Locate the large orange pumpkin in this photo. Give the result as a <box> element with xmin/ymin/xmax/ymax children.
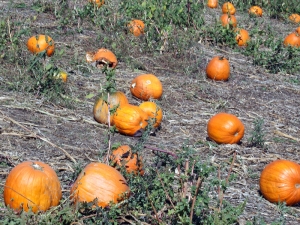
<box><xmin>207</xmin><ymin>112</ymin><xmax>245</xmax><ymax>144</ymax></box>
<box><xmin>220</xmin><ymin>14</ymin><xmax>237</xmax><ymax>28</ymax></box>
<box><xmin>283</xmin><ymin>32</ymin><xmax>300</xmax><ymax>48</ymax></box>
<box><xmin>70</xmin><ymin>162</ymin><xmax>130</xmax><ymax>208</ymax></box>
<box><xmin>27</xmin><ymin>35</ymin><xmax>55</xmax><ymax>57</ymax></box>
<box><xmin>127</xmin><ymin>19</ymin><xmax>145</xmax><ymax>37</ymax></box>
<box><xmin>130</xmin><ymin>74</ymin><xmax>163</xmax><ymax>101</ymax></box>
<box><xmin>93</xmin><ymin>91</ymin><xmax>129</xmax><ymax>125</ymax></box>
<box><xmin>86</xmin><ymin>48</ymin><xmax>118</xmax><ymax>69</ymax></box>
<box><xmin>3</xmin><ymin>161</ymin><xmax>62</xmax><ymax>213</ymax></box>
<box><xmin>110</xmin><ymin>145</ymin><xmax>145</xmax><ymax>175</ymax></box>
<box><xmin>260</xmin><ymin>159</ymin><xmax>300</xmax><ymax>206</ymax></box>
<box><xmin>139</xmin><ymin>101</ymin><xmax>163</xmax><ymax>128</ymax></box>
<box><xmin>206</xmin><ymin>56</ymin><xmax>230</xmax><ymax>81</ymax></box>
<box><xmin>207</xmin><ymin>0</ymin><xmax>218</xmax><ymax>8</ymax></box>
<box><xmin>113</xmin><ymin>104</ymin><xmax>148</xmax><ymax>136</ymax></box>
<box><xmin>235</xmin><ymin>28</ymin><xmax>250</xmax><ymax>46</ymax></box>
<box><xmin>249</xmin><ymin>6</ymin><xmax>263</xmax><ymax>17</ymax></box>
<box><xmin>222</xmin><ymin>2</ymin><xmax>236</xmax><ymax>15</ymax></box>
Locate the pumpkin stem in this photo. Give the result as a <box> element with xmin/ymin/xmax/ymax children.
<box><xmin>31</xmin><ymin>163</ymin><xmax>43</xmax><ymax>171</ymax></box>
<box><xmin>295</xmin><ymin>184</ymin><xmax>300</xmax><ymax>189</ymax></box>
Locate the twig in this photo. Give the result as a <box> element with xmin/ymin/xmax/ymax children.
<box><xmin>189</xmin><ymin>176</ymin><xmax>203</xmax><ymax>222</ymax></box>
<box><xmin>146</xmin><ymin>188</ymin><xmax>161</xmax><ymax>224</ymax></box>
<box><xmin>105</xmin><ymin>92</ymin><xmax>111</xmax><ymax>164</ymax></box>
<box><xmin>274</xmin><ymin>130</ymin><xmax>299</xmax><ymax>142</ymax></box>
<box><xmin>0</xmin><ymin>110</ymin><xmax>76</xmax><ymax>163</ymax></box>
<box><xmin>156</xmin><ymin>169</ymin><xmax>176</xmax><ymax>208</ymax></box>
<box><xmin>144</xmin><ymin>145</ymin><xmax>178</xmax><ymax>158</ymax></box>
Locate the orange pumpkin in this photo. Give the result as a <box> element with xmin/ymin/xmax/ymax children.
<box><xmin>207</xmin><ymin>112</ymin><xmax>245</xmax><ymax>144</ymax></box>
<box><xmin>127</xmin><ymin>19</ymin><xmax>145</xmax><ymax>37</ymax></box>
<box><xmin>260</xmin><ymin>159</ymin><xmax>300</xmax><ymax>206</ymax></box>
<box><xmin>89</xmin><ymin>0</ymin><xmax>104</xmax><ymax>7</ymax></box>
<box><xmin>130</xmin><ymin>74</ymin><xmax>163</xmax><ymax>101</ymax></box>
<box><xmin>86</xmin><ymin>48</ymin><xmax>118</xmax><ymax>69</ymax></box>
<box><xmin>235</xmin><ymin>28</ymin><xmax>250</xmax><ymax>46</ymax></box>
<box><xmin>27</xmin><ymin>35</ymin><xmax>55</xmax><ymax>57</ymax></box>
<box><xmin>113</xmin><ymin>104</ymin><xmax>148</xmax><ymax>136</ymax></box>
<box><xmin>295</xmin><ymin>27</ymin><xmax>300</xmax><ymax>35</ymax></box>
<box><xmin>206</xmin><ymin>56</ymin><xmax>230</xmax><ymax>81</ymax></box>
<box><xmin>93</xmin><ymin>91</ymin><xmax>129</xmax><ymax>125</ymax></box>
<box><xmin>70</xmin><ymin>162</ymin><xmax>130</xmax><ymax>208</ymax></box>
<box><xmin>222</xmin><ymin>2</ymin><xmax>236</xmax><ymax>15</ymax></box>
<box><xmin>220</xmin><ymin>14</ymin><xmax>237</xmax><ymax>28</ymax></box>
<box><xmin>3</xmin><ymin>161</ymin><xmax>62</xmax><ymax>213</ymax></box>
<box><xmin>207</xmin><ymin>0</ymin><xmax>218</xmax><ymax>8</ymax></box>
<box><xmin>110</xmin><ymin>145</ymin><xmax>145</xmax><ymax>175</ymax></box>
<box><xmin>289</xmin><ymin>14</ymin><xmax>300</xmax><ymax>24</ymax></box>
<box><xmin>139</xmin><ymin>101</ymin><xmax>163</xmax><ymax>128</ymax></box>
<box><xmin>283</xmin><ymin>32</ymin><xmax>300</xmax><ymax>48</ymax></box>
<box><xmin>249</xmin><ymin>6</ymin><xmax>263</xmax><ymax>17</ymax></box>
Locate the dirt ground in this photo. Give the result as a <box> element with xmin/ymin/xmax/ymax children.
<box><xmin>1</xmin><ymin>1</ymin><xmax>300</xmax><ymax>224</ymax></box>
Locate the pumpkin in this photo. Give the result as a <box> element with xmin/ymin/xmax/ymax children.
<box><xmin>86</xmin><ymin>48</ymin><xmax>118</xmax><ymax>69</ymax></box>
<box><xmin>113</xmin><ymin>104</ymin><xmax>148</xmax><ymax>136</ymax></box>
<box><xmin>3</xmin><ymin>161</ymin><xmax>62</xmax><ymax>213</ymax></box>
<box><xmin>289</xmin><ymin>14</ymin><xmax>300</xmax><ymax>24</ymax></box>
<box><xmin>295</xmin><ymin>27</ymin><xmax>300</xmax><ymax>35</ymax></box>
<box><xmin>110</xmin><ymin>145</ymin><xmax>145</xmax><ymax>175</ymax></box>
<box><xmin>235</xmin><ymin>28</ymin><xmax>250</xmax><ymax>46</ymax></box>
<box><xmin>89</xmin><ymin>0</ymin><xmax>104</xmax><ymax>7</ymax></box>
<box><xmin>207</xmin><ymin>0</ymin><xmax>218</xmax><ymax>8</ymax></box>
<box><xmin>283</xmin><ymin>32</ymin><xmax>300</xmax><ymax>48</ymax></box>
<box><xmin>207</xmin><ymin>112</ymin><xmax>245</xmax><ymax>144</ymax></box>
<box><xmin>54</xmin><ymin>70</ymin><xmax>68</xmax><ymax>83</ymax></box>
<box><xmin>127</xmin><ymin>19</ymin><xmax>145</xmax><ymax>37</ymax></box>
<box><xmin>130</xmin><ymin>74</ymin><xmax>163</xmax><ymax>101</ymax></box>
<box><xmin>139</xmin><ymin>101</ymin><xmax>163</xmax><ymax>128</ymax></box>
<box><xmin>93</xmin><ymin>91</ymin><xmax>129</xmax><ymax>125</ymax></box>
<box><xmin>220</xmin><ymin>14</ymin><xmax>237</xmax><ymax>28</ymax></box>
<box><xmin>249</xmin><ymin>6</ymin><xmax>263</xmax><ymax>17</ymax></box>
<box><xmin>70</xmin><ymin>162</ymin><xmax>130</xmax><ymax>208</ymax></box>
<box><xmin>222</xmin><ymin>2</ymin><xmax>236</xmax><ymax>15</ymax></box>
<box><xmin>260</xmin><ymin>159</ymin><xmax>300</xmax><ymax>206</ymax></box>
<box><xmin>206</xmin><ymin>56</ymin><xmax>230</xmax><ymax>81</ymax></box>
<box><xmin>27</xmin><ymin>35</ymin><xmax>55</xmax><ymax>57</ymax></box>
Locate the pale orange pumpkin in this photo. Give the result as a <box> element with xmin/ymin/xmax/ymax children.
<box><xmin>207</xmin><ymin>112</ymin><xmax>245</xmax><ymax>144</ymax></box>
<box><xmin>235</xmin><ymin>28</ymin><xmax>250</xmax><ymax>46</ymax></box>
<box><xmin>3</xmin><ymin>161</ymin><xmax>62</xmax><ymax>213</ymax></box>
<box><xmin>130</xmin><ymin>74</ymin><xmax>163</xmax><ymax>101</ymax></box>
<box><xmin>260</xmin><ymin>159</ymin><xmax>300</xmax><ymax>206</ymax></box>
<box><xmin>89</xmin><ymin>0</ymin><xmax>104</xmax><ymax>7</ymax></box>
<box><xmin>249</xmin><ymin>6</ymin><xmax>263</xmax><ymax>17</ymax></box>
<box><xmin>70</xmin><ymin>162</ymin><xmax>130</xmax><ymax>208</ymax></box>
<box><xmin>113</xmin><ymin>104</ymin><xmax>148</xmax><ymax>136</ymax></box>
<box><xmin>206</xmin><ymin>56</ymin><xmax>230</xmax><ymax>81</ymax></box>
<box><xmin>139</xmin><ymin>101</ymin><xmax>163</xmax><ymax>128</ymax></box>
<box><xmin>220</xmin><ymin>14</ymin><xmax>237</xmax><ymax>28</ymax></box>
<box><xmin>283</xmin><ymin>32</ymin><xmax>300</xmax><ymax>48</ymax></box>
<box><xmin>93</xmin><ymin>91</ymin><xmax>129</xmax><ymax>125</ymax></box>
<box><xmin>222</xmin><ymin>2</ymin><xmax>236</xmax><ymax>15</ymax></box>
<box><xmin>86</xmin><ymin>48</ymin><xmax>118</xmax><ymax>69</ymax></box>
<box><xmin>127</xmin><ymin>19</ymin><xmax>145</xmax><ymax>37</ymax></box>
<box><xmin>110</xmin><ymin>145</ymin><xmax>145</xmax><ymax>175</ymax></box>
<box><xmin>27</xmin><ymin>35</ymin><xmax>55</xmax><ymax>57</ymax></box>
<box><xmin>207</xmin><ymin>0</ymin><xmax>218</xmax><ymax>8</ymax></box>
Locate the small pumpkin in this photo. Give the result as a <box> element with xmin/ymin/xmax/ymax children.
<box><xmin>235</xmin><ymin>28</ymin><xmax>250</xmax><ymax>46</ymax></box>
<box><xmin>130</xmin><ymin>74</ymin><xmax>163</xmax><ymax>101</ymax></box>
<box><xmin>249</xmin><ymin>6</ymin><xmax>263</xmax><ymax>17</ymax></box>
<box><xmin>206</xmin><ymin>56</ymin><xmax>230</xmax><ymax>81</ymax></box>
<box><xmin>54</xmin><ymin>70</ymin><xmax>68</xmax><ymax>83</ymax></box>
<box><xmin>295</xmin><ymin>27</ymin><xmax>300</xmax><ymax>35</ymax></box>
<box><xmin>220</xmin><ymin>14</ymin><xmax>237</xmax><ymax>28</ymax></box>
<box><xmin>289</xmin><ymin>14</ymin><xmax>300</xmax><ymax>24</ymax></box>
<box><xmin>127</xmin><ymin>19</ymin><xmax>145</xmax><ymax>37</ymax></box>
<box><xmin>260</xmin><ymin>159</ymin><xmax>300</xmax><ymax>206</ymax></box>
<box><xmin>3</xmin><ymin>161</ymin><xmax>62</xmax><ymax>213</ymax></box>
<box><xmin>70</xmin><ymin>162</ymin><xmax>130</xmax><ymax>208</ymax></box>
<box><xmin>86</xmin><ymin>48</ymin><xmax>118</xmax><ymax>69</ymax></box>
<box><xmin>207</xmin><ymin>112</ymin><xmax>245</xmax><ymax>144</ymax></box>
<box><xmin>207</xmin><ymin>0</ymin><xmax>218</xmax><ymax>8</ymax></box>
<box><xmin>113</xmin><ymin>104</ymin><xmax>148</xmax><ymax>136</ymax></box>
<box><xmin>222</xmin><ymin>2</ymin><xmax>236</xmax><ymax>15</ymax></box>
<box><xmin>93</xmin><ymin>91</ymin><xmax>129</xmax><ymax>125</ymax></box>
<box><xmin>283</xmin><ymin>32</ymin><xmax>300</xmax><ymax>48</ymax></box>
<box><xmin>89</xmin><ymin>0</ymin><xmax>104</xmax><ymax>7</ymax></box>
<box><xmin>139</xmin><ymin>101</ymin><xmax>163</xmax><ymax>128</ymax></box>
<box><xmin>27</xmin><ymin>35</ymin><xmax>55</xmax><ymax>57</ymax></box>
<box><xmin>110</xmin><ymin>145</ymin><xmax>145</xmax><ymax>175</ymax></box>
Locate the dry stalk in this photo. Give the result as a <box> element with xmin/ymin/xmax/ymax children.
<box><xmin>146</xmin><ymin>188</ymin><xmax>161</xmax><ymax>224</ymax></box>
<box><xmin>144</xmin><ymin>145</ymin><xmax>178</xmax><ymax>158</ymax></box>
<box><xmin>189</xmin><ymin>176</ymin><xmax>203</xmax><ymax>222</ymax></box>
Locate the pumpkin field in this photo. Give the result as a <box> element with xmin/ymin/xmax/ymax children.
<box><xmin>0</xmin><ymin>0</ymin><xmax>300</xmax><ymax>224</ymax></box>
